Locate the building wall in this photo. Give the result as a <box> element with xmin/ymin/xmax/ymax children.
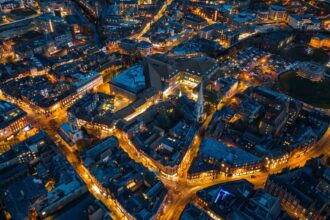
<box><xmin>269</xmin><ymin>9</ymin><xmax>288</xmax><ymax>22</ymax></box>
<box><xmin>110</xmin><ymin>83</ymin><xmax>137</xmax><ymax>99</ymax></box>
<box><xmin>265</xmin><ymin>180</ymin><xmax>307</xmax><ymax>219</ymax></box>
<box><xmin>310</xmin><ymin>37</ymin><xmax>330</xmax><ymax>49</ymax></box>
<box><xmin>0</xmin><ymin>115</ymin><xmax>28</xmax><ymax>139</ymax></box>
<box><xmin>76</xmin><ymin>75</ymin><xmax>103</xmax><ymax>96</ymax></box>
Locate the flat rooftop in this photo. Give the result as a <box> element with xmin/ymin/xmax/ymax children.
<box><xmin>111</xmin><ymin>65</ymin><xmax>145</xmax><ymax>94</ymax></box>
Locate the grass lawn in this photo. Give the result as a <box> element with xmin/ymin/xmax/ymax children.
<box><xmin>282</xmin><ymin>45</ymin><xmax>329</xmax><ymax>64</ymax></box>
<box><xmin>278</xmin><ymin>71</ymin><xmax>330</xmax><ymax>109</ymax></box>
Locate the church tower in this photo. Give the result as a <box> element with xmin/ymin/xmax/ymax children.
<box><xmin>194</xmin><ymin>80</ymin><xmax>204</xmax><ymax>123</ymax></box>
<box><xmin>68</xmin><ymin>112</ymin><xmax>79</xmax><ymax>133</ymax></box>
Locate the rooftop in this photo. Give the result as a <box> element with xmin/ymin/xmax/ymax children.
<box><xmin>200</xmin><ymin>138</ymin><xmax>261</xmax><ymax>166</ymax></box>
<box><xmin>71</xmin><ymin>70</ymin><xmax>102</xmax><ymax>89</ymax></box>
<box><xmin>0</xmin><ymin>100</ymin><xmax>26</xmax><ymax>129</ymax></box>
<box><xmin>1</xmin><ymin>175</ymin><xmax>47</xmax><ymax>220</ymax></box>
<box><xmin>268</xmin><ymin>164</ymin><xmax>330</xmax><ymax>211</ymax></box>
<box><xmin>111</xmin><ymin>65</ymin><xmax>145</xmax><ymax>94</ymax></box>
<box><xmin>189</xmin><ymin>137</ymin><xmax>262</xmax><ymax>173</ymax></box>
<box><xmin>270</xmin><ymin>5</ymin><xmax>287</xmax><ymax>11</ymax></box>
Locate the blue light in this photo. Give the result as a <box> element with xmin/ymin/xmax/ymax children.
<box><xmin>214</xmin><ymin>188</ymin><xmax>231</xmax><ymax>203</ymax></box>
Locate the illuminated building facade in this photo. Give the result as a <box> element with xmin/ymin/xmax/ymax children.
<box><xmin>268</xmin><ymin>5</ymin><xmax>288</xmax><ymax>22</ymax></box>
<box><xmin>288</xmin><ymin>14</ymin><xmax>321</xmax><ymax>31</ymax></box>
<box><xmin>309</xmin><ymin>34</ymin><xmax>330</xmax><ymax>49</ymax></box>
<box><xmin>189</xmin><ymin>137</ymin><xmax>262</xmax><ymax>178</ymax></box>
<box><xmin>0</xmin><ymin>100</ymin><xmax>28</xmax><ymax>139</ymax></box>
<box><xmin>58</xmin><ymin>112</ymin><xmax>84</xmax><ymax>146</ymax></box>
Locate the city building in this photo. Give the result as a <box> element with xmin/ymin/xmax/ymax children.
<box><xmin>58</xmin><ymin>112</ymin><xmax>85</xmax><ymax>146</ymax></box>
<box><xmin>48</xmin><ymin>196</ymin><xmax>111</xmax><ymax>220</ymax></box>
<box><xmin>81</xmin><ymin>136</ymin><xmax>119</xmax><ymax>168</ymax></box>
<box><xmin>110</xmin><ymin>65</ymin><xmax>146</xmax><ymax>99</ymax></box>
<box><xmin>137</xmin><ymin>40</ymin><xmax>153</xmax><ymax>56</ymax></box>
<box><xmin>214</xmin><ymin>77</ymin><xmax>239</xmax><ymax>99</ymax></box>
<box><xmin>266</xmin><ymin>159</ymin><xmax>330</xmax><ymax>219</ymax></box>
<box><xmin>195</xmin><ymin>180</ymin><xmax>291</xmax><ymax>220</ymax></box>
<box><xmin>189</xmin><ymin>137</ymin><xmax>262</xmax><ymax>178</ymax></box>
<box><xmin>123</xmin><ymin>99</ymin><xmax>198</xmax><ymax>169</ymax></box>
<box><xmin>1</xmin><ymin>175</ymin><xmax>47</xmax><ymax>220</ymax></box>
<box><xmin>309</xmin><ymin>34</ymin><xmax>330</xmax><ymax>49</ymax></box>
<box><xmin>144</xmin><ymin>54</ymin><xmax>219</xmax><ymax>89</ymax></box>
<box><xmin>229</xmin><ymin>12</ymin><xmax>256</xmax><ymax>32</ymax></box>
<box><xmin>32</xmin><ymin>178</ymin><xmax>88</xmax><ymax>218</ymax></box>
<box><xmin>68</xmin><ymin>92</ymin><xmax>116</xmax><ymax>131</ymax></box>
<box><xmin>268</xmin><ymin>5</ymin><xmax>288</xmax><ymax>22</ymax></box>
<box><xmin>287</xmin><ymin>14</ymin><xmax>321</xmax><ymax>31</ymax></box>
<box><xmin>1</xmin><ymin>75</ymin><xmax>78</xmax><ymax>114</ymax></box>
<box><xmin>0</xmin><ymin>100</ymin><xmax>28</xmax><ymax>139</ymax></box>
<box><xmin>71</xmin><ymin>70</ymin><xmax>103</xmax><ymax>97</ymax></box>
<box><xmin>183</xmin><ymin>13</ymin><xmax>207</xmax><ymax>30</ymax></box>
<box><xmin>0</xmin><ymin>1</ymin><xmax>329</xmax><ymax>219</ymax></box>
<box><xmin>82</xmin><ymin>136</ymin><xmax>168</xmax><ymax>219</ymax></box>
<box><xmin>180</xmin><ymin>203</ymin><xmax>212</xmax><ymax>220</ymax></box>
<box><xmin>0</xmin><ymin>0</ymin><xmax>25</xmax><ymax>11</ymax></box>
<box><xmin>0</xmin><ymin>130</ymin><xmax>84</xmax><ymax>219</ymax></box>
<box><xmin>199</xmin><ymin>23</ymin><xmax>226</xmax><ymax>40</ymax></box>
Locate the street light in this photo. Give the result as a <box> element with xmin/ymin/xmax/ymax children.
<box><xmin>92</xmin><ymin>184</ymin><xmax>101</xmax><ymax>195</ymax></box>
